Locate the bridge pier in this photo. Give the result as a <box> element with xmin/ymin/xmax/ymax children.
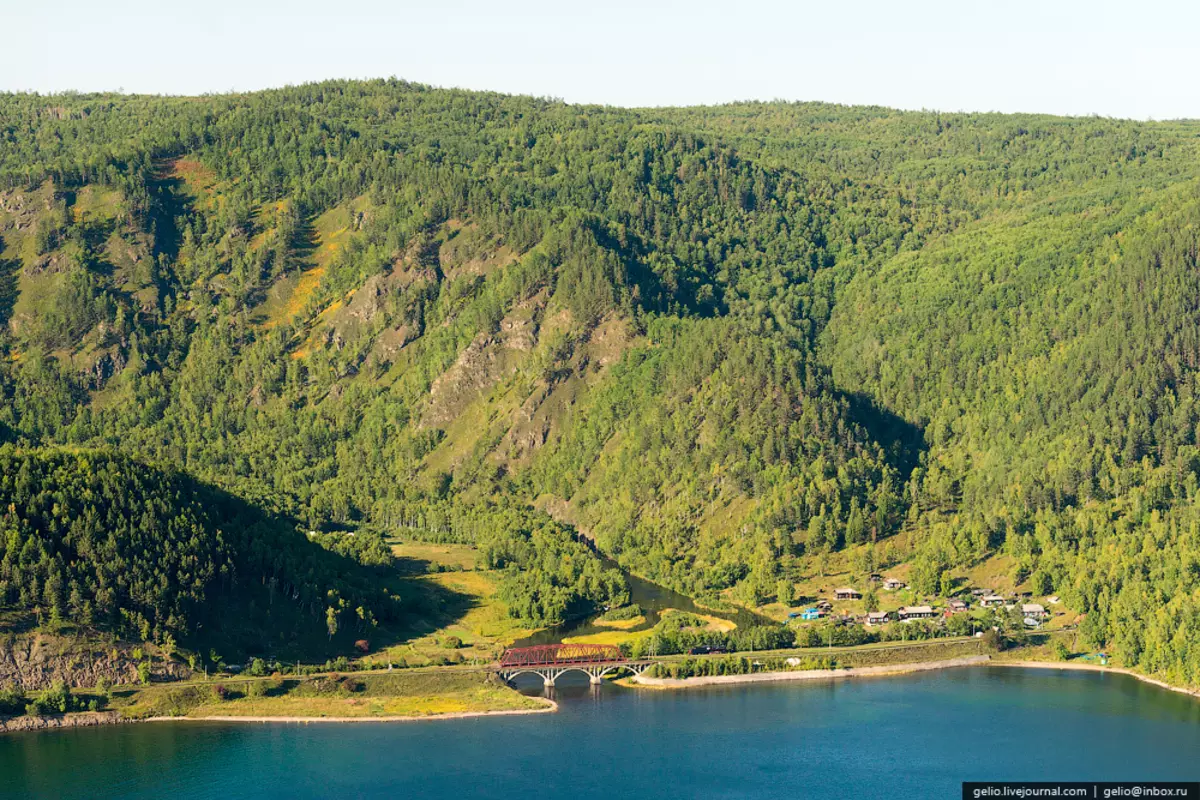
<box><xmin>584</xmin><ymin>665</ymin><xmax>606</xmax><ymax>685</ymax></box>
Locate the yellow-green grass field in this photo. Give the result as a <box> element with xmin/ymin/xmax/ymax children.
<box><xmin>363</xmin><ymin>542</ymin><xmax>537</xmax><ymax>670</ymax></box>
<box><xmin>689</xmin><ymin>611</ymin><xmax>737</xmax><ymax>633</ymax></box>
<box><xmin>561</xmin><ymin>608</ymin><xmax>735</xmax><ymax>648</ymax></box>
<box><xmin>562</xmin><ymin>627</ymin><xmax>657</xmax><ymax>647</ymax></box>
<box><xmin>420</xmin><ymin>570</ymin><xmax>536</xmax><ymax>645</ymax></box>
<box><xmin>593</xmin><ymin>616</ymin><xmax>647</xmax><ymax>630</ymax></box>
<box><xmin>267</xmin><ymin>196</ymin><xmax>376</xmax><ymax>338</ymax></box>
<box><xmin>391</xmin><ymin>541</ymin><xmax>480</xmax><ymax>572</ymax></box>
<box><xmin>117</xmin><ymin>671</ymin><xmax>544</xmax><ymax>720</ymax></box>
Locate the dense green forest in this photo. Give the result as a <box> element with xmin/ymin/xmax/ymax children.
<box><xmin>1</xmin><ymin>81</ymin><xmax>1199</xmax><ymax>685</ymax></box>
<box><xmin>0</xmin><ymin>447</ymin><xmax>399</xmax><ymax>655</ymax></box>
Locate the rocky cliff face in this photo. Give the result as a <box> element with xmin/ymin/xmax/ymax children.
<box><xmin>0</xmin><ymin>633</ymin><xmax>191</xmax><ymax>691</ymax></box>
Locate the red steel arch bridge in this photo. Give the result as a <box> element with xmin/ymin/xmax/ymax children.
<box><xmin>496</xmin><ymin>644</ymin><xmax>654</xmax><ymax>687</ymax></box>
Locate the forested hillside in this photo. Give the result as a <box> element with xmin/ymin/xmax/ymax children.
<box><xmin>1</xmin><ymin>81</ymin><xmax>1199</xmax><ymax>684</ymax></box>
<box><xmin>0</xmin><ymin>447</ymin><xmax>399</xmax><ymax>656</ymax></box>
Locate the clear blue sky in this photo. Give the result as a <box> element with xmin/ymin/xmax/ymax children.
<box><xmin>4</xmin><ymin>0</ymin><xmax>1197</xmax><ymax>119</ymax></box>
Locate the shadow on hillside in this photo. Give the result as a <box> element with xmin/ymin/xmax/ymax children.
<box><xmin>386</xmin><ymin>570</ymin><xmax>481</xmax><ymax>647</ymax></box>
<box><xmin>0</xmin><ymin>239</ymin><xmax>17</xmax><ymax>327</ymax></box>
<box><xmin>843</xmin><ymin>390</ymin><xmax>926</xmax><ymax>479</ymax></box>
<box><xmin>68</xmin><ymin>215</ymin><xmax>119</xmax><ymax>266</ymax></box>
<box><xmin>394</xmin><ymin>555</ymin><xmax>434</xmax><ymax>576</ymax></box>
<box><xmin>239</xmin><ymin>212</ymin><xmax>321</xmax><ymax>317</ymax></box>
<box><xmin>0</xmin><ymin>608</ymin><xmax>38</xmax><ymax>635</ymax></box>
<box><xmin>146</xmin><ymin>163</ymin><xmax>186</xmax><ymax>262</ymax></box>
<box><xmin>171</xmin><ymin>476</ymin><xmax>474</xmax><ymax>664</ymax></box>
<box><xmin>598</xmin><ymin>224</ymin><xmax>725</xmax><ymax>319</ymax></box>
<box><xmin>290</xmin><ymin>214</ymin><xmax>319</xmax><ymax>267</ymax></box>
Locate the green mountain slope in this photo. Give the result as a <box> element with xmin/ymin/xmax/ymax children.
<box><xmin>0</xmin><ymin>447</ymin><xmax>398</xmax><ymax>656</ymax></box>
<box><xmin>2</xmin><ymin>82</ymin><xmax>1200</xmax><ymax>684</ymax></box>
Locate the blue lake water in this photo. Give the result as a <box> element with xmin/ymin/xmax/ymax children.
<box><xmin>2</xmin><ymin>667</ymin><xmax>1199</xmax><ymax>799</ymax></box>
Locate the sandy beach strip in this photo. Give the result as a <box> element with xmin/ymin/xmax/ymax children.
<box><xmin>143</xmin><ymin>698</ymin><xmax>558</xmax><ymax>725</ymax></box>
<box><xmin>633</xmin><ymin>655</ymin><xmax>1200</xmax><ymax>703</ymax></box>
<box><xmin>632</xmin><ymin>655</ymin><xmax>992</xmax><ymax>687</ymax></box>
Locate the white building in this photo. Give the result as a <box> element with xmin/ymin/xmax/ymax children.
<box><xmin>1021</xmin><ymin>603</ymin><xmax>1048</xmax><ymax>619</ymax></box>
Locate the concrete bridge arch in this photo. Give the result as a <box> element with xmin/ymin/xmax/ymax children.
<box><xmin>498</xmin><ymin>662</ymin><xmax>652</xmax><ymax>688</ymax></box>
<box><xmin>495</xmin><ymin>644</ymin><xmax>655</xmax><ymax>688</ymax></box>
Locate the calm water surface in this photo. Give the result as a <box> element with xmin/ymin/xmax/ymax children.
<box><xmin>2</xmin><ymin>668</ymin><xmax>1199</xmax><ymax>799</ymax></box>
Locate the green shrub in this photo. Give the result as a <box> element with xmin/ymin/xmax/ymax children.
<box><xmin>123</xmin><ymin>686</ymin><xmax>208</xmax><ymax>719</ymax></box>
<box><xmin>0</xmin><ymin>685</ymin><xmax>27</xmax><ymax>716</ymax></box>
<box><xmin>41</xmin><ymin>681</ymin><xmax>72</xmax><ymax>714</ymax></box>
<box><xmin>599</xmin><ymin>604</ymin><xmax>644</xmax><ymax>622</ymax></box>
<box><xmin>982</xmin><ymin>629</ymin><xmax>1007</xmax><ymax>652</ymax></box>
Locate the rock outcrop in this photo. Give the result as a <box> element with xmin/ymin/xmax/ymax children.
<box><xmin>0</xmin><ymin>710</ymin><xmax>127</xmax><ymax>733</ymax></box>
<box><xmin>0</xmin><ymin>633</ymin><xmax>191</xmax><ymax>692</ymax></box>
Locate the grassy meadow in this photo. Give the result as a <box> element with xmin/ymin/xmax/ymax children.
<box><xmin>115</xmin><ymin>670</ymin><xmax>545</xmax><ymax>721</ymax></box>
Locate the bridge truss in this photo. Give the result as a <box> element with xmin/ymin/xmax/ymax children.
<box><xmin>496</xmin><ymin>644</ymin><xmax>653</xmax><ymax>687</ymax></box>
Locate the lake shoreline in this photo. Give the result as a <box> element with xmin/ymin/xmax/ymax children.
<box><xmin>149</xmin><ymin>696</ymin><xmax>558</xmax><ymax>725</ymax></box>
<box><xmin>7</xmin><ymin>654</ymin><xmax>1200</xmax><ymax>735</ymax></box>
<box><xmin>631</xmin><ymin>655</ymin><xmax>992</xmax><ymax>688</ymax></box>
<box><xmin>0</xmin><ymin>697</ymin><xmax>557</xmax><ymax>734</ymax></box>
<box><xmin>631</xmin><ymin>654</ymin><xmax>1200</xmax><ymax>701</ymax></box>
<box><xmin>989</xmin><ymin>660</ymin><xmax>1200</xmax><ymax>701</ymax></box>
<box><xmin>0</xmin><ymin>710</ymin><xmax>130</xmax><ymax>734</ymax></box>
<box><xmin>12</xmin><ymin>657</ymin><xmax>1200</xmax><ymax>797</ymax></box>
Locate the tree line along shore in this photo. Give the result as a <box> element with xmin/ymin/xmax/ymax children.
<box><xmin>3</xmin><ymin>83</ymin><xmax>1200</xmax><ymax>701</ymax></box>
<box><xmin>5</xmin><ymin>627</ymin><xmax>1194</xmax><ymax>733</ymax></box>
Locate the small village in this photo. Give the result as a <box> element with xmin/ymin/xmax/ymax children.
<box><xmin>783</xmin><ymin>573</ymin><xmax>1067</xmax><ymax>634</ymax></box>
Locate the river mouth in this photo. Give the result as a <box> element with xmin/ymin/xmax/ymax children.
<box><xmin>511</xmin><ymin>568</ymin><xmax>769</xmax><ymax>647</ymax></box>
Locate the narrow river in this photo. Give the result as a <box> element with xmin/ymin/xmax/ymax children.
<box><xmin>512</xmin><ymin>569</ymin><xmax>766</xmax><ymax>646</ymax></box>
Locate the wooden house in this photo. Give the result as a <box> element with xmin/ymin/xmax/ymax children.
<box><xmin>898</xmin><ymin>605</ymin><xmax>937</xmax><ymax>621</ymax></box>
